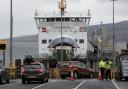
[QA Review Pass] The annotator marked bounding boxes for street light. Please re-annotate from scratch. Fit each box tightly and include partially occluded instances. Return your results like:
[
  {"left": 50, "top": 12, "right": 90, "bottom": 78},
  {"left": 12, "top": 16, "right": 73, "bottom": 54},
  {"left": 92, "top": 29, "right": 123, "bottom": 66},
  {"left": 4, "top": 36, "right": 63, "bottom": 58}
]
[
  {"left": 110, "top": 0, "right": 117, "bottom": 61},
  {"left": 10, "top": 0, "right": 13, "bottom": 67},
  {"left": 60, "top": 10, "right": 63, "bottom": 62}
]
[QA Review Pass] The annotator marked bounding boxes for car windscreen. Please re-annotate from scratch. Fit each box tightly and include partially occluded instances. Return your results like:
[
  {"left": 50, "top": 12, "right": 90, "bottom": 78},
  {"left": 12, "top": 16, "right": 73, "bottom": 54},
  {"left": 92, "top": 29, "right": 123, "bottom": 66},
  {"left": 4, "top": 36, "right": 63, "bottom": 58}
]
[{"left": 23, "top": 64, "right": 41, "bottom": 69}]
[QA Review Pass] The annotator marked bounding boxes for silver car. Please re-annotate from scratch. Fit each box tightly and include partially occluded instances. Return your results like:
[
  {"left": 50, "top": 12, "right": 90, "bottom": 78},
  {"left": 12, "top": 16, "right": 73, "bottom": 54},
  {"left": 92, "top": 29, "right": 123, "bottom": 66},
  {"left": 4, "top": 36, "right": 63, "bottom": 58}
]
[{"left": 0, "top": 63, "right": 10, "bottom": 84}]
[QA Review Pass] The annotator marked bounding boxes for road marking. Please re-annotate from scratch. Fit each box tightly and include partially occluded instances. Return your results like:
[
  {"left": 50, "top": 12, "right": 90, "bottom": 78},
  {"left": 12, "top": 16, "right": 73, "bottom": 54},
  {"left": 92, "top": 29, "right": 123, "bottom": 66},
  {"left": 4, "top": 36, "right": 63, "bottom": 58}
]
[
  {"left": 31, "top": 80, "right": 57, "bottom": 89},
  {"left": 73, "top": 80, "right": 87, "bottom": 89},
  {"left": 111, "top": 80, "right": 120, "bottom": 89},
  {"left": 0, "top": 81, "right": 20, "bottom": 87}
]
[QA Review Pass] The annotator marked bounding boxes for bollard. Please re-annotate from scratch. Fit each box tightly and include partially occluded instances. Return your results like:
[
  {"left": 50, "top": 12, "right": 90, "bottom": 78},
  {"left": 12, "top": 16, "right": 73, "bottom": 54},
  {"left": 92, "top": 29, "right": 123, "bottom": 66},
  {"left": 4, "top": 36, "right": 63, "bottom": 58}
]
[{"left": 69, "top": 63, "right": 75, "bottom": 81}]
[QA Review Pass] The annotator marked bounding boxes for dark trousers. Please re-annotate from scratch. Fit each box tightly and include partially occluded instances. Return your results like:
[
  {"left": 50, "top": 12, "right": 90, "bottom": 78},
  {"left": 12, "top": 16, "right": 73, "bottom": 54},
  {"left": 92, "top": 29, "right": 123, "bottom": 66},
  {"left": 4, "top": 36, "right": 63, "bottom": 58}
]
[
  {"left": 106, "top": 69, "right": 111, "bottom": 80},
  {"left": 100, "top": 67, "right": 105, "bottom": 80}
]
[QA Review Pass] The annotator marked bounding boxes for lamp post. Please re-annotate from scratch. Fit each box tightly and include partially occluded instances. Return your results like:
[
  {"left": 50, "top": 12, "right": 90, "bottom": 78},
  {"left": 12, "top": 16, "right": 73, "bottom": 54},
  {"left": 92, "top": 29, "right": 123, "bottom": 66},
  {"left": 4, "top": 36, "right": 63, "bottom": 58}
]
[
  {"left": 10, "top": 0, "right": 13, "bottom": 67},
  {"left": 111, "top": 0, "right": 117, "bottom": 62},
  {"left": 60, "top": 10, "right": 63, "bottom": 62},
  {"left": 100, "top": 21, "right": 103, "bottom": 57}
]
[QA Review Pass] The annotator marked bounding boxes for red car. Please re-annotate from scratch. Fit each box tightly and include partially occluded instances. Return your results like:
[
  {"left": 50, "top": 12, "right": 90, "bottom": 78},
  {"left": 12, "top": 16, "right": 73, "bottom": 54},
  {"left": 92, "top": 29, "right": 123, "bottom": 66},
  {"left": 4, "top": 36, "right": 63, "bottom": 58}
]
[
  {"left": 59, "top": 61, "right": 92, "bottom": 79},
  {"left": 21, "top": 62, "right": 49, "bottom": 84}
]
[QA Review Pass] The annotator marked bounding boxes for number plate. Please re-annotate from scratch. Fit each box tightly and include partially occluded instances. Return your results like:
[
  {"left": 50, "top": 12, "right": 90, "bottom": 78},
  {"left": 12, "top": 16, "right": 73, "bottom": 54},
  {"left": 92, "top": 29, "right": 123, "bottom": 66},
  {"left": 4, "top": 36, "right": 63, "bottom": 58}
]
[{"left": 27, "top": 76, "right": 36, "bottom": 78}]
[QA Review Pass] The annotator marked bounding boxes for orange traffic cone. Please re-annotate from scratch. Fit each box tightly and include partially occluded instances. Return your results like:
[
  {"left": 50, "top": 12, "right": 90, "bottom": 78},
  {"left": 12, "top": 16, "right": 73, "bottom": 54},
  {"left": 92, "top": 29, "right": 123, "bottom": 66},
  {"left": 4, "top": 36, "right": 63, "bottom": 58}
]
[
  {"left": 69, "top": 70, "right": 75, "bottom": 81},
  {"left": 98, "top": 71, "right": 102, "bottom": 80}
]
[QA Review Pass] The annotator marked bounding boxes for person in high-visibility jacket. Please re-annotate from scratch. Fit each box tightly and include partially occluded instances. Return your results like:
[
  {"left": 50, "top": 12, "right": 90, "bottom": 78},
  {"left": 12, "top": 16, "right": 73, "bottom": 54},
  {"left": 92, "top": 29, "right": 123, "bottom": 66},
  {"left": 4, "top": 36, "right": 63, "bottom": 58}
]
[
  {"left": 105, "top": 60, "right": 112, "bottom": 80},
  {"left": 99, "top": 58, "right": 106, "bottom": 80}
]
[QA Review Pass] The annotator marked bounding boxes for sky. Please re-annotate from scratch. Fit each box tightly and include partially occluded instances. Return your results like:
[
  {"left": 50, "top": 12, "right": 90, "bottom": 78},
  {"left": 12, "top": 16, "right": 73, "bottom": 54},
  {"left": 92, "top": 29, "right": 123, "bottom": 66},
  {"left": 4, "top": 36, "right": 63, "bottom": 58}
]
[{"left": 0, "top": 0, "right": 128, "bottom": 39}]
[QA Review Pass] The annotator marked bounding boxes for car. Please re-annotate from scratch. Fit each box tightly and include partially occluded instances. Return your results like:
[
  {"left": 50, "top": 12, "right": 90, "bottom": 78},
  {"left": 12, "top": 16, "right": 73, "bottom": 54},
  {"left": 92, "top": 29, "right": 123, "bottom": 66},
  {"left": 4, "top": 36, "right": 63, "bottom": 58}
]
[
  {"left": 21, "top": 62, "right": 49, "bottom": 84},
  {"left": 0, "top": 63, "right": 10, "bottom": 84},
  {"left": 59, "top": 61, "right": 92, "bottom": 79}
]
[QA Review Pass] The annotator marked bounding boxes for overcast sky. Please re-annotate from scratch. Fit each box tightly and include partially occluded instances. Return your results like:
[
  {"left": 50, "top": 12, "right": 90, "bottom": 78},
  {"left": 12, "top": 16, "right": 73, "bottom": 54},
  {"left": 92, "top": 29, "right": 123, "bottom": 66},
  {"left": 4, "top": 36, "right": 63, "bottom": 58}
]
[{"left": 0, "top": 0, "right": 128, "bottom": 39}]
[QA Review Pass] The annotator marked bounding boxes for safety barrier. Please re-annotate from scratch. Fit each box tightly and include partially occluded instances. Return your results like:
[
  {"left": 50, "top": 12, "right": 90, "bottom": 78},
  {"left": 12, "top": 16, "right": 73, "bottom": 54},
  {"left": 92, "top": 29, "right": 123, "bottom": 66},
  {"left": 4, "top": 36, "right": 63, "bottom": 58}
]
[
  {"left": 49, "top": 68, "right": 60, "bottom": 79},
  {"left": 6, "top": 67, "right": 16, "bottom": 79}
]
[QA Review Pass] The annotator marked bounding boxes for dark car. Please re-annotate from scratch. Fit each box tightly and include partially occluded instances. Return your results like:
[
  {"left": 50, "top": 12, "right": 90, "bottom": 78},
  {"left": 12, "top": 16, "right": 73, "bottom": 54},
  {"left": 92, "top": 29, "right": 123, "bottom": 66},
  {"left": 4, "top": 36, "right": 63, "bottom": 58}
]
[
  {"left": 21, "top": 62, "right": 49, "bottom": 84},
  {"left": 59, "top": 61, "right": 92, "bottom": 79},
  {"left": 0, "top": 63, "right": 10, "bottom": 84}
]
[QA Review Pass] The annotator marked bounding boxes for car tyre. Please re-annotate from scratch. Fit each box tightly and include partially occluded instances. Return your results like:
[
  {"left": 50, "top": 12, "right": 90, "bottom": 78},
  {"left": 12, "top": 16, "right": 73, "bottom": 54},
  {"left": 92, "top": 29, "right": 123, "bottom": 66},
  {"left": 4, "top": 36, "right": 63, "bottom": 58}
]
[
  {"left": 41, "top": 78, "right": 44, "bottom": 83},
  {"left": 61, "top": 75, "right": 66, "bottom": 79},
  {"left": 6, "top": 79, "right": 10, "bottom": 84},
  {"left": 45, "top": 79, "right": 48, "bottom": 83},
  {"left": 0, "top": 76, "right": 3, "bottom": 84},
  {"left": 22, "top": 79, "right": 25, "bottom": 84}
]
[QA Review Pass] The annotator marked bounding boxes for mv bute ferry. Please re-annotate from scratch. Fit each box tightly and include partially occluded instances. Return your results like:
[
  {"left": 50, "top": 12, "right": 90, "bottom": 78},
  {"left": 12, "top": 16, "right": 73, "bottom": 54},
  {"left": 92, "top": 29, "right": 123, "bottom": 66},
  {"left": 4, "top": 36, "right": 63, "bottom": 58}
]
[{"left": 34, "top": 0, "right": 91, "bottom": 61}]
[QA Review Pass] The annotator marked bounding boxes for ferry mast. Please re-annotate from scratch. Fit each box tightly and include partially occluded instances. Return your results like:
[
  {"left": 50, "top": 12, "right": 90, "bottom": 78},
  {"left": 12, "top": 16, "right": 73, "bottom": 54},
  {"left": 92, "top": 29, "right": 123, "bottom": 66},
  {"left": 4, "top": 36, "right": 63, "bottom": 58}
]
[{"left": 58, "top": 0, "right": 66, "bottom": 61}]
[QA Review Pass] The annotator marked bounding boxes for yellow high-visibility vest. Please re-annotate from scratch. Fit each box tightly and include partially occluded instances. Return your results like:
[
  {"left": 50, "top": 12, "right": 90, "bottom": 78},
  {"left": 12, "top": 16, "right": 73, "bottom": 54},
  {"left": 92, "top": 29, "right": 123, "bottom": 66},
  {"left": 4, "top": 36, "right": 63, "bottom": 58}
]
[
  {"left": 105, "top": 63, "right": 111, "bottom": 69},
  {"left": 99, "top": 60, "right": 106, "bottom": 68}
]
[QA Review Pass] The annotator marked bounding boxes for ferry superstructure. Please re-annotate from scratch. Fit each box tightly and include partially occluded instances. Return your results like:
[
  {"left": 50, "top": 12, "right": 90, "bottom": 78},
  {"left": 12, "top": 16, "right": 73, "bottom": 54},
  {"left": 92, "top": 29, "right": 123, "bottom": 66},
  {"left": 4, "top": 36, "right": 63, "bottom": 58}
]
[{"left": 34, "top": 0, "right": 91, "bottom": 60}]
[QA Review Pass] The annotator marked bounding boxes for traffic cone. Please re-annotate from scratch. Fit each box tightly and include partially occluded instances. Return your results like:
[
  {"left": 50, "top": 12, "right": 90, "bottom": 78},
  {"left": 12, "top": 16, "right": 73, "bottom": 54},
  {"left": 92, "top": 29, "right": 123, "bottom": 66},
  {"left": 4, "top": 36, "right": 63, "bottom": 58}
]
[
  {"left": 98, "top": 71, "right": 102, "bottom": 80},
  {"left": 69, "top": 70, "right": 75, "bottom": 81}
]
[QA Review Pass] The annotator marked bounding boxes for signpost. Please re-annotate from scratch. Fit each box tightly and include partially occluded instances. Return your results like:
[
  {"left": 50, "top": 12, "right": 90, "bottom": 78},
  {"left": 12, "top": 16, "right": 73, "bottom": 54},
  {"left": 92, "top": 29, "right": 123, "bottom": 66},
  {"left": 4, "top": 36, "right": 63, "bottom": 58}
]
[{"left": 0, "top": 40, "right": 7, "bottom": 65}]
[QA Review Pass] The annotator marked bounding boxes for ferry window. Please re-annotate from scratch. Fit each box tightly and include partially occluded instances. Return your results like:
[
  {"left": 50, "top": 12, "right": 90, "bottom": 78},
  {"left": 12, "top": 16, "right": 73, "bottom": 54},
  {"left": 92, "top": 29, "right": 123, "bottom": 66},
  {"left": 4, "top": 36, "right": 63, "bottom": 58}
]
[
  {"left": 49, "top": 39, "right": 52, "bottom": 43},
  {"left": 79, "top": 39, "right": 84, "bottom": 44},
  {"left": 65, "top": 18, "right": 70, "bottom": 21},
  {"left": 71, "top": 18, "right": 75, "bottom": 22},
  {"left": 47, "top": 18, "right": 50, "bottom": 22},
  {"left": 75, "top": 18, "right": 79, "bottom": 22},
  {"left": 56, "top": 18, "right": 61, "bottom": 21},
  {"left": 42, "top": 40, "right": 47, "bottom": 44},
  {"left": 40, "top": 19, "right": 43, "bottom": 22},
  {"left": 51, "top": 18, "right": 55, "bottom": 22}
]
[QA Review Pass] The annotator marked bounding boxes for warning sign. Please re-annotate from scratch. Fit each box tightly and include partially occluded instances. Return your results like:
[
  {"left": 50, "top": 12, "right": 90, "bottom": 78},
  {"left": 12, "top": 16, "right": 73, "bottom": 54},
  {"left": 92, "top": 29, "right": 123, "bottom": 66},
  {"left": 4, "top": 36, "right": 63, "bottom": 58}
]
[{"left": 0, "top": 40, "right": 7, "bottom": 51}]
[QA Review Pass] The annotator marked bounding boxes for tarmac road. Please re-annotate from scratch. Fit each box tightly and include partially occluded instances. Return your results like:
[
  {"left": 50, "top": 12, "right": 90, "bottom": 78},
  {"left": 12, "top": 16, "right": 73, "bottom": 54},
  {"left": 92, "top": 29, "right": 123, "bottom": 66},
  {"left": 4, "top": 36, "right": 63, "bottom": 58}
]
[{"left": 0, "top": 79, "right": 128, "bottom": 89}]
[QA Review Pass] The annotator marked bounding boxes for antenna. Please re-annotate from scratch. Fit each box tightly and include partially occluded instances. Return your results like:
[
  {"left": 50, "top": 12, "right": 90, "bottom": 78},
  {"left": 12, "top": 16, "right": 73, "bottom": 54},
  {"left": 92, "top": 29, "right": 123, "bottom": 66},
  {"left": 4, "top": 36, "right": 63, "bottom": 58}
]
[
  {"left": 35, "top": 10, "right": 38, "bottom": 16},
  {"left": 88, "top": 10, "right": 91, "bottom": 16}
]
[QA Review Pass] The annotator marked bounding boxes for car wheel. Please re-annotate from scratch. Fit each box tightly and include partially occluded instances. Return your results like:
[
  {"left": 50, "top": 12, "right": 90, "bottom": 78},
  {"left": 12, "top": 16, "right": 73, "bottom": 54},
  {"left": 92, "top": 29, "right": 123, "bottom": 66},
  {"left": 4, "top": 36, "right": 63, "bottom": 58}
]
[
  {"left": 125, "top": 77, "right": 128, "bottom": 81},
  {"left": 27, "top": 81, "right": 30, "bottom": 83},
  {"left": 45, "top": 79, "right": 48, "bottom": 83},
  {"left": 73, "top": 72, "right": 78, "bottom": 79},
  {"left": 0, "top": 76, "right": 3, "bottom": 84},
  {"left": 6, "top": 79, "right": 10, "bottom": 84},
  {"left": 61, "top": 75, "right": 66, "bottom": 79},
  {"left": 22, "top": 79, "right": 25, "bottom": 84},
  {"left": 41, "top": 78, "right": 44, "bottom": 83}
]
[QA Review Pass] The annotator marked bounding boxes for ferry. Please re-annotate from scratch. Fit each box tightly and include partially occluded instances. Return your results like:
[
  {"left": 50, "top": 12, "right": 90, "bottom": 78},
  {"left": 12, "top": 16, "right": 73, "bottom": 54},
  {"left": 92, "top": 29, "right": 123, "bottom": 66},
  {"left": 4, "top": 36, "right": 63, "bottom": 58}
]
[{"left": 34, "top": 0, "right": 91, "bottom": 60}]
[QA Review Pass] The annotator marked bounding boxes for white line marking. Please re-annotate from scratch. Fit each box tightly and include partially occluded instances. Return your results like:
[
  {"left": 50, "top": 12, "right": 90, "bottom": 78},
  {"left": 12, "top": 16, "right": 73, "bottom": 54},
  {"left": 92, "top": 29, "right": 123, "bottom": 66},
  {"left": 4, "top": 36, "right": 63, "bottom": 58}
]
[
  {"left": 111, "top": 80, "right": 120, "bottom": 89},
  {"left": 0, "top": 82, "right": 20, "bottom": 87},
  {"left": 73, "top": 80, "right": 87, "bottom": 89},
  {"left": 31, "top": 80, "right": 57, "bottom": 89}
]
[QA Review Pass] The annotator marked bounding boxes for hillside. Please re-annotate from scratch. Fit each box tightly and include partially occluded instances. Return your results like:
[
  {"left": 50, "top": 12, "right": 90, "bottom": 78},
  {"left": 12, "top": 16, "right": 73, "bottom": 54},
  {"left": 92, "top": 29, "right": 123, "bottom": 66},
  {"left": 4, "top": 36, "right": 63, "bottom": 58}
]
[{"left": 88, "top": 21, "right": 128, "bottom": 42}]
